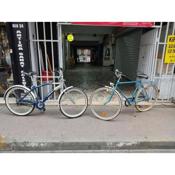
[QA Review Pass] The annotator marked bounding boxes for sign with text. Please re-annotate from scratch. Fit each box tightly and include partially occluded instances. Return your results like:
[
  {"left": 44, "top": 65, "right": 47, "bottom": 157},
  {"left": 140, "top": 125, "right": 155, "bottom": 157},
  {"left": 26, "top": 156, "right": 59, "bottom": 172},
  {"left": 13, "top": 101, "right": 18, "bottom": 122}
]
[
  {"left": 164, "top": 35, "right": 175, "bottom": 64},
  {"left": 7, "top": 22, "right": 31, "bottom": 87}
]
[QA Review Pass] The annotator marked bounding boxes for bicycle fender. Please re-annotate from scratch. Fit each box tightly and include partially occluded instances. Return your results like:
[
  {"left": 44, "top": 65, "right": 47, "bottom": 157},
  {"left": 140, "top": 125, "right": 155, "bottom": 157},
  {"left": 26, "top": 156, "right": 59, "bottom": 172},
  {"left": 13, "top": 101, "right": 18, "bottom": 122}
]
[
  {"left": 4, "top": 85, "right": 36, "bottom": 100},
  {"left": 57, "top": 86, "right": 74, "bottom": 102}
]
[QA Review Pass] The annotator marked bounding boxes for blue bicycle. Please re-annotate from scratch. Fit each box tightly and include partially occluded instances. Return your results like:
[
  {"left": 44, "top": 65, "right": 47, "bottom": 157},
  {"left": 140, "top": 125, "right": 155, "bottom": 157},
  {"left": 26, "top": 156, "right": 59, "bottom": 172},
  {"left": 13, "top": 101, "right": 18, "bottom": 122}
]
[
  {"left": 4, "top": 69, "right": 88, "bottom": 118},
  {"left": 90, "top": 69, "right": 159, "bottom": 121}
]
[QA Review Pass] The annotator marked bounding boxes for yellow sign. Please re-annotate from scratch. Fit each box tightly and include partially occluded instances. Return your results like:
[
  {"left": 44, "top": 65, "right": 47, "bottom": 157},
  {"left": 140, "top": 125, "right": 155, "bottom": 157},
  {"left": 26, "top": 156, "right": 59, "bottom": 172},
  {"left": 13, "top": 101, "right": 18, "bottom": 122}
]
[
  {"left": 67, "top": 33, "right": 74, "bottom": 42},
  {"left": 164, "top": 35, "right": 175, "bottom": 63}
]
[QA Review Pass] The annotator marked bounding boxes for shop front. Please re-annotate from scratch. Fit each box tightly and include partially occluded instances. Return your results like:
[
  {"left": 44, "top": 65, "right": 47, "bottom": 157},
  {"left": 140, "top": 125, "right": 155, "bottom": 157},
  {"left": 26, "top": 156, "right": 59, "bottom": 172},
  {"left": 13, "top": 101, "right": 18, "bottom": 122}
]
[
  {"left": 1, "top": 22, "right": 175, "bottom": 103},
  {"left": 0, "top": 22, "right": 13, "bottom": 98}
]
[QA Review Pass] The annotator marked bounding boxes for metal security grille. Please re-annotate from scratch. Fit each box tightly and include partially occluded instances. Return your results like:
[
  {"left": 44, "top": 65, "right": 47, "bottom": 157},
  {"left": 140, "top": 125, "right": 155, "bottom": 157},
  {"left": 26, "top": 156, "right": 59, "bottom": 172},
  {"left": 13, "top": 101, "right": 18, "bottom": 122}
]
[
  {"left": 28, "top": 22, "right": 63, "bottom": 100},
  {"left": 153, "top": 22, "right": 175, "bottom": 102},
  {"left": 28, "top": 22, "right": 175, "bottom": 103},
  {"left": 114, "top": 22, "right": 175, "bottom": 102}
]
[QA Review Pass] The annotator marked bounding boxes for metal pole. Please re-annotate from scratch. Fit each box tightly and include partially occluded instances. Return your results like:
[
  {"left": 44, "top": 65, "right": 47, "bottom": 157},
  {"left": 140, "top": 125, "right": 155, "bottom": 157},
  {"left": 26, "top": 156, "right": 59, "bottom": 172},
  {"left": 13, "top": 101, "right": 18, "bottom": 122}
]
[
  {"left": 57, "top": 23, "right": 63, "bottom": 69},
  {"left": 57, "top": 23, "right": 64, "bottom": 92},
  {"left": 50, "top": 22, "right": 56, "bottom": 100},
  {"left": 43, "top": 22, "right": 49, "bottom": 95},
  {"left": 36, "top": 22, "right": 43, "bottom": 99},
  {"left": 152, "top": 25, "right": 162, "bottom": 81},
  {"left": 168, "top": 22, "right": 175, "bottom": 100},
  {"left": 159, "top": 22, "right": 169, "bottom": 102},
  {"left": 28, "top": 23, "right": 37, "bottom": 73}
]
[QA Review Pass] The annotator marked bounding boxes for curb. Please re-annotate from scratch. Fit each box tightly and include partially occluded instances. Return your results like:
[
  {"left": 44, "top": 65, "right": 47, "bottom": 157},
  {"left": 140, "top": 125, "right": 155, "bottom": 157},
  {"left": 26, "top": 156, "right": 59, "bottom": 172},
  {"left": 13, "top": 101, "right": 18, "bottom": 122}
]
[{"left": 1, "top": 141, "right": 175, "bottom": 152}]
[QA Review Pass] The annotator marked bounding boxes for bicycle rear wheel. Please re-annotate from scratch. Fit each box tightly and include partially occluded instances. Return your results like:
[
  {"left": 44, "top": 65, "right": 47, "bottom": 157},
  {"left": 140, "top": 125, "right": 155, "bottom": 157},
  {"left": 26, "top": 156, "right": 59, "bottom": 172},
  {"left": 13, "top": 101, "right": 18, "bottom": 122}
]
[
  {"left": 4, "top": 86, "right": 35, "bottom": 116},
  {"left": 59, "top": 87, "right": 88, "bottom": 118},
  {"left": 135, "top": 84, "right": 159, "bottom": 112},
  {"left": 90, "top": 87, "right": 122, "bottom": 121}
]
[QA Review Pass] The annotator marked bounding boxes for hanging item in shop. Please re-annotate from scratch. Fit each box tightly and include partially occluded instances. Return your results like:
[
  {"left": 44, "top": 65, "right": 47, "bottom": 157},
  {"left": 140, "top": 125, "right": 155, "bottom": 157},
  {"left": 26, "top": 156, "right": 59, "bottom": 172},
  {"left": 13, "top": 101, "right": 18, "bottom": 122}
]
[
  {"left": 164, "top": 35, "right": 175, "bottom": 64},
  {"left": 6, "top": 22, "right": 31, "bottom": 87},
  {"left": 105, "top": 48, "right": 110, "bottom": 57},
  {"left": 104, "top": 47, "right": 110, "bottom": 60},
  {"left": 67, "top": 33, "right": 74, "bottom": 42}
]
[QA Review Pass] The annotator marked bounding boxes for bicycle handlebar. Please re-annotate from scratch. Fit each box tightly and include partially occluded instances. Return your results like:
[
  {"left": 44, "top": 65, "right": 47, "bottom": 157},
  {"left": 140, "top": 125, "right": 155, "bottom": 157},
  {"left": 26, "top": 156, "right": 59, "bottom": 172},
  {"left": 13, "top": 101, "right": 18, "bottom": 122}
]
[
  {"left": 114, "top": 69, "right": 123, "bottom": 78},
  {"left": 23, "top": 71, "right": 37, "bottom": 77},
  {"left": 114, "top": 69, "right": 149, "bottom": 80}
]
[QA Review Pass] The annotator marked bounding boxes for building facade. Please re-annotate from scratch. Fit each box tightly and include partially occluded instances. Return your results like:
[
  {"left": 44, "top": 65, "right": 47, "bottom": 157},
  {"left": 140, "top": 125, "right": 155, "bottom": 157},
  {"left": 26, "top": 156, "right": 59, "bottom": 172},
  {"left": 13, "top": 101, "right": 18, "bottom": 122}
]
[{"left": 0, "top": 22, "right": 175, "bottom": 102}]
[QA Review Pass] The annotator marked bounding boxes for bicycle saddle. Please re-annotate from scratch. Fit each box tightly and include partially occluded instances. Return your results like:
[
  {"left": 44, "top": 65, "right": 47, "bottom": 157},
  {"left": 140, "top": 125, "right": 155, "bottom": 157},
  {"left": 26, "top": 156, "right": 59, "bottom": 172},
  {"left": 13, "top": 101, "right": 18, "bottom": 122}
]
[
  {"left": 115, "top": 69, "right": 122, "bottom": 78},
  {"left": 137, "top": 73, "right": 148, "bottom": 79}
]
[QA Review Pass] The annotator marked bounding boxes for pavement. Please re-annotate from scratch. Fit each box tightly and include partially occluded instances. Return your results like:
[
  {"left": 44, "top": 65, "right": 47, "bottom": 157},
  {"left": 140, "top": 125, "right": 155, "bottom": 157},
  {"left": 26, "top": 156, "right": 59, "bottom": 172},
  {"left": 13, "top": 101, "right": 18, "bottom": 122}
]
[{"left": 0, "top": 104, "right": 175, "bottom": 152}]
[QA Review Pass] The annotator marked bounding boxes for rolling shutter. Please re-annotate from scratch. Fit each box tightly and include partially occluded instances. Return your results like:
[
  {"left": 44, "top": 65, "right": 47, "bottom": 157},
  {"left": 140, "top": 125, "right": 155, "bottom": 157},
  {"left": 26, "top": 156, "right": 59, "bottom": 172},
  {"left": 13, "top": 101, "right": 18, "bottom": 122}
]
[{"left": 115, "top": 29, "right": 142, "bottom": 80}]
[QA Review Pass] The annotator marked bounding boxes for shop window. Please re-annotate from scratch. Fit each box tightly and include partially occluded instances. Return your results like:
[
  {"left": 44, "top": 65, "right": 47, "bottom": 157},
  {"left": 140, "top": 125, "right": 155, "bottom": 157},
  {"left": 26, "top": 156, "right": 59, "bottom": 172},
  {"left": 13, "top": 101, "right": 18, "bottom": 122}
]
[{"left": 0, "top": 23, "right": 13, "bottom": 97}]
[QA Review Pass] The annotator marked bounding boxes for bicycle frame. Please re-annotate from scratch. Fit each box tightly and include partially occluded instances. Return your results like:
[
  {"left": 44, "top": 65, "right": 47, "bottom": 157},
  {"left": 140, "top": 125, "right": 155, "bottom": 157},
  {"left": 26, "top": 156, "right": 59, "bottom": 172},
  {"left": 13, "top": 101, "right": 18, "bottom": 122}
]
[
  {"left": 111, "top": 77, "right": 147, "bottom": 106},
  {"left": 18, "top": 81, "right": 65, "bottom": 110},
  {"left": 32, "top": 83, "right": 58, "bottom": 102}
]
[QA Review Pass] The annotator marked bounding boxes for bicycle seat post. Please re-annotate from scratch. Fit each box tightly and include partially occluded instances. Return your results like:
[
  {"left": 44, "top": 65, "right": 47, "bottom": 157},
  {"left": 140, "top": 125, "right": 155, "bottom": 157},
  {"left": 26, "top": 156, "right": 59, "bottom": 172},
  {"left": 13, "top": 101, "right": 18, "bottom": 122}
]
[
  {"left": 24, "top": 71, "right": 36, "bottom": 87},
  {"left": 30, "top": 75, "right": 35, "bottom": 86}
]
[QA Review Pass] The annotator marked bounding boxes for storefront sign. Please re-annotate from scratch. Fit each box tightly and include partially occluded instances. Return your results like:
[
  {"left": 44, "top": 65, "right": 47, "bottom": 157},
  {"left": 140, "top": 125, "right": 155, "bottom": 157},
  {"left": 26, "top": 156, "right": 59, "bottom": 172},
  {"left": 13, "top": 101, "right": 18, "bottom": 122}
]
[
  {"left": 7, "top": 22, "right": 31, "bottom": 87},
  {"left": 164, "top": 35, "right": 175, "bottom": 63}
]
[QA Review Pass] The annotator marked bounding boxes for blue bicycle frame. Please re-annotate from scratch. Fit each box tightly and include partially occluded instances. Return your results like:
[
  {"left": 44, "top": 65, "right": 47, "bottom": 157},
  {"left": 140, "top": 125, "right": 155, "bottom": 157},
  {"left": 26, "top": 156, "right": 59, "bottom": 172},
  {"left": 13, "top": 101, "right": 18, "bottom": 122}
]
[
  {"left": 18, "top": 82, "right": 60, "bottom": 110},
  {"left": 110, "top": 78, "right": 148, "bottom": 106}
]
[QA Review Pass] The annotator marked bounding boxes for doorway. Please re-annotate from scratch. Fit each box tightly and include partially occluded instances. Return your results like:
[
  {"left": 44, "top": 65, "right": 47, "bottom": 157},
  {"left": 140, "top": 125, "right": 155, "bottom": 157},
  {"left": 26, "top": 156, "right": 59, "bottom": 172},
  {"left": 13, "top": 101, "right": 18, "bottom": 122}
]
[{"left": 62, "top": 25, "right": 146, "bottom": 96}]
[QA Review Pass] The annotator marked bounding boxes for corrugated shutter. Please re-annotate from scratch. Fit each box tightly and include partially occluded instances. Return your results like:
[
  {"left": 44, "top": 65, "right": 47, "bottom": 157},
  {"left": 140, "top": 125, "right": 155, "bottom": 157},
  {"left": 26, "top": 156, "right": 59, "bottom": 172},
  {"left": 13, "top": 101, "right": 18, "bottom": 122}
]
[{"left": 115, "top": 29, "right": 142, "bottom": 80}]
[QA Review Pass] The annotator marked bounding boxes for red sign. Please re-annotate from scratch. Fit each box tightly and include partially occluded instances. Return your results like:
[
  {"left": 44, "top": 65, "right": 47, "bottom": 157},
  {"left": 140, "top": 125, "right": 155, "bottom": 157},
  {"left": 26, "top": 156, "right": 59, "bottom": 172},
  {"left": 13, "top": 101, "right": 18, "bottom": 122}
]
[{"left": 71, "top": 22, "right": 154, "bottom": 27}]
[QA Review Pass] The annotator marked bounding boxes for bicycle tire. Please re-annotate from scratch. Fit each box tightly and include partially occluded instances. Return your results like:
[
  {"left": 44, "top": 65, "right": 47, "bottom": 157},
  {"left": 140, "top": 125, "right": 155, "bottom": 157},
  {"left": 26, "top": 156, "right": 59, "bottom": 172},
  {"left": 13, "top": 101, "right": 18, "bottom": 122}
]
[
  {"left": 135, "top": 84, "right": 159, "bottom": 112},
  {"left": 58, "top": 87, "right": 88, "bottom": 118},
  {"left": 4, "top": 85, "right": 35, "bottom": 116},
  {"left": 90, "top": 87, "right": 122, "bottom": 121}
]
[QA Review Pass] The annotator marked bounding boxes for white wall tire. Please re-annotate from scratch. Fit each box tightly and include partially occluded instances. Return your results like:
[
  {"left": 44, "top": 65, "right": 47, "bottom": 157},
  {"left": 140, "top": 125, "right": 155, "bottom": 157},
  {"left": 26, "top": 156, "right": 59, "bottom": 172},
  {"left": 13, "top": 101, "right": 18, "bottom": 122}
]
[
  {"left": 135, "top": 84, "right": 159, "bottom": 112},
  {"left": 58, "top": 87, "right": 88, "bottom": 118},
  {"left": 90, "top": 87, "right": 122, "bottom": 121},
  {"left": 4, "top": 85, "right": 35, "bottom": 116}
]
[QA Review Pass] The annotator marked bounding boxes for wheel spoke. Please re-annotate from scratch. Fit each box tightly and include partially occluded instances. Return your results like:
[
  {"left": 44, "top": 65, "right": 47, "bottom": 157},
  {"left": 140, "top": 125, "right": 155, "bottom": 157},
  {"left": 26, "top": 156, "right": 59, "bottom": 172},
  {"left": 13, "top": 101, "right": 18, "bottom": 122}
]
[
  {"left": 135, "top": 85, "right": 158, "bottom": 112},
  {"left": 59, "top": 88, "right": 88, "bottom": 118},
  {"left": 5, "top": 86, "right": 35, "bottom": 116},
  {"left": 90, "top": 87, "right": 122, "bottom": 120}
]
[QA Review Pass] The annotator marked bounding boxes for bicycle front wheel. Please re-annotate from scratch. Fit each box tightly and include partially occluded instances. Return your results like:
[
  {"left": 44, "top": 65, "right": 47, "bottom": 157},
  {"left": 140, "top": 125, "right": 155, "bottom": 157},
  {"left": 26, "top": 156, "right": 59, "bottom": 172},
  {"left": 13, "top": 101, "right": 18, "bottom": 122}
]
[
  {"left": 4, "top": 86, "right": 35, "bottom": 116},
  {"left": 135, "top": 84, "right": 159, "bottom": 112},
  {"left": 90, "top": 87, "right": 122, "bottom": 121},
  {"left": 59, "top": 87, "right": 88, "bottom": 118}
]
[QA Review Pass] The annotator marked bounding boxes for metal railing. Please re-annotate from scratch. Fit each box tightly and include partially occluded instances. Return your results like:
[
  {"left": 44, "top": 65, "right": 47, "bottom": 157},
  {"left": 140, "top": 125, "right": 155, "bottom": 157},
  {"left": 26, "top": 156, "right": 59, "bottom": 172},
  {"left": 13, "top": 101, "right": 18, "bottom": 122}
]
[{"left": 153, "top": 22, "right": 175, "bottom": 102}]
